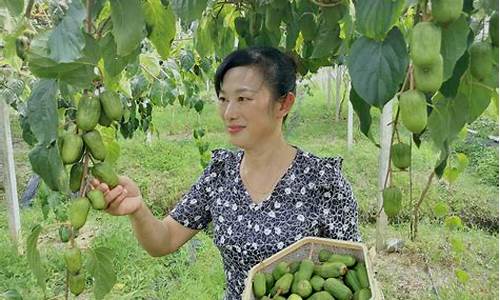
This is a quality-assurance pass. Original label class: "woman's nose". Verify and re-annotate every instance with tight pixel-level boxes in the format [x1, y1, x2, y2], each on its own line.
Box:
[223, 100, 239, 121]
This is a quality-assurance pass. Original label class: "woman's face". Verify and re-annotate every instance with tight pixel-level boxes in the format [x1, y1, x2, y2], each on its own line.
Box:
[217, 66, 287, 149]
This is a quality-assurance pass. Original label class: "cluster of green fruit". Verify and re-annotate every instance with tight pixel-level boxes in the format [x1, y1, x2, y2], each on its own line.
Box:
[381, 142, 410, 218]
[382, 0, 498, 218]
[400, 0, 497, 137]
[63, 246, 85, 296]
[252, 249, 371, 300]
[58, 90, 123, 295]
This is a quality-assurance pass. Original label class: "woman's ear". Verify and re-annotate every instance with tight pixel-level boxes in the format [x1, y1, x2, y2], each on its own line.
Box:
[276, 92, 295, 119]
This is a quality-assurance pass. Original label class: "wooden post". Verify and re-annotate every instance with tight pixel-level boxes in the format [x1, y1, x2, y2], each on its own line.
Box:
[376, 99, 393, 251]
[335, 66, 343, 122]
[347, 83, 354, 151]
[0, 99, 21, 251]
[326, 68, 332, 106]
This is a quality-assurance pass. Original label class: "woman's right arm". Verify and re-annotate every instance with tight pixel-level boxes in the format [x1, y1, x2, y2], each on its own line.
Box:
[129, 204, 200, 256]
[92, 176, 199, 257]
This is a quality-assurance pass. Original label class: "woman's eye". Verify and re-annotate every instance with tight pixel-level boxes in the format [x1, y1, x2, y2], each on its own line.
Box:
[218, 97, 226, 102]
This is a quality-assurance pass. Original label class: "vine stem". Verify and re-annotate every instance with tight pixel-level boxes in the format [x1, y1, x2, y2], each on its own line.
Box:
[140, 65, 162, 82]
[424, 255, 441, 299]
[409, 135, 414, 238]
[24, 0, 35, 18]
[411, 171, 435, 240]
[86, 0, 93, 34]
[79, 153, 90, 197]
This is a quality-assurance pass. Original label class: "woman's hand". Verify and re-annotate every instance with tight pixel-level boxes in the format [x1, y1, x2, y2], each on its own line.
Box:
[90, 176, 143, 216]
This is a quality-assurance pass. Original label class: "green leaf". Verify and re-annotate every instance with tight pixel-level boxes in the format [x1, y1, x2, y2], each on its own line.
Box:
[433, 202, 449, 218]
[440, 50, 470, 98]
[0, 0, 24, 16]
[349, 87, 379, 146]
[217, 26, 236, 59]
[29, 143, 67, 192]
[100, 127, 121, 165]
[455, 153, 469, 172]
[143, 0, 176, 59]
[347, 27, 409, 109]
[2, 289, 23, 300]
[180, 50, 195, 71]
[194, 16, 214, 57]
[171, 0, 208, 23]
[48, 0, 86, 63]
[450, 237, 464, 253]
[26, 80, 58, 144]
[27, 33, 97, 88]
[139, 53, 161, 83]
[440, 16, 470, 82]
[100, 33, 139, 78]
[3, 33, 23, 70]
[194, 99, 204, 113]
[110, 0, 146, 56]
[26, 224, 46, 294]
[445, 215, 463, 231]
[90, 0, 107, 21]
[428, 93, 468, 150]
[285, 17, 299, 51]
[88, 247, 117, 300]
[455, 269, 469, 284]
[119, 73, 133, 98]
[444, 166, 460, 183]
[310, 6, 345, 58]
[355, 0, 405, 41]
[434, 143, 450, 178]
[458, 74, 492, 124]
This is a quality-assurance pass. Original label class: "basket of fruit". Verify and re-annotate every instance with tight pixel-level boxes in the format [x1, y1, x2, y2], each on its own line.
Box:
[242, 236, 380, 300]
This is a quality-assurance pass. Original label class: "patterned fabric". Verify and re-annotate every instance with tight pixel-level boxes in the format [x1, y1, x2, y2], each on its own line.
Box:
[170, 146, 361, 300]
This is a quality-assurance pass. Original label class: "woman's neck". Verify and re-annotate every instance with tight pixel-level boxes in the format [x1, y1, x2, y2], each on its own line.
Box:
[240, 138, 296, 174]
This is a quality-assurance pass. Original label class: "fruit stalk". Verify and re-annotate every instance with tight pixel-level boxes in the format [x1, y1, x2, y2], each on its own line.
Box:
[79, 153, 90, 197]
[409, 135, 414, 238]
[86, 0, 93, 33]
[411, 171, 435, 240]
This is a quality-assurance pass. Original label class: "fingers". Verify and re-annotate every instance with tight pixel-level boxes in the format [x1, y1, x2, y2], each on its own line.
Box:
[104, 185, 127, 208]
[105, 185, 124, 201]
[90, 178, 110, 193]
[97, 182, 110, 194]
[90, 178, 100, 188]
[107, 191, 128, 212]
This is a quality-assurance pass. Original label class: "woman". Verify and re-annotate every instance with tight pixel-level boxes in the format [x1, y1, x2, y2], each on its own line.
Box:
[91, 47, 361, 299]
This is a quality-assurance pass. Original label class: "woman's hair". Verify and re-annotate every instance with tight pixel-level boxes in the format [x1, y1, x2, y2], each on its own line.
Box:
[214, 47, 297, 125]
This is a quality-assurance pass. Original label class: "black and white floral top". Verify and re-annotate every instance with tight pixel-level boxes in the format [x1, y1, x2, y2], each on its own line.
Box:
[170, 145, 361, 300]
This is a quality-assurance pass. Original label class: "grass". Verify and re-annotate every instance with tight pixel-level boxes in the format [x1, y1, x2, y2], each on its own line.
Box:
[0, 81, 498, 299]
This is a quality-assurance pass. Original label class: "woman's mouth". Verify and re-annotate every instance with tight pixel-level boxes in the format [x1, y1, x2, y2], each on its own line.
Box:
[228, 126, 245, 134]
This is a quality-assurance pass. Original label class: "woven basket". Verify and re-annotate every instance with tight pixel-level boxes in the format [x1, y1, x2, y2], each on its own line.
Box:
[241, 236, 382, 300]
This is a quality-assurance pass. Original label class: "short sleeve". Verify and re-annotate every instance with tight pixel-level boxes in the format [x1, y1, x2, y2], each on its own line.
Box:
[169, 149, 226, 230]
[316, 157, 362, 242]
